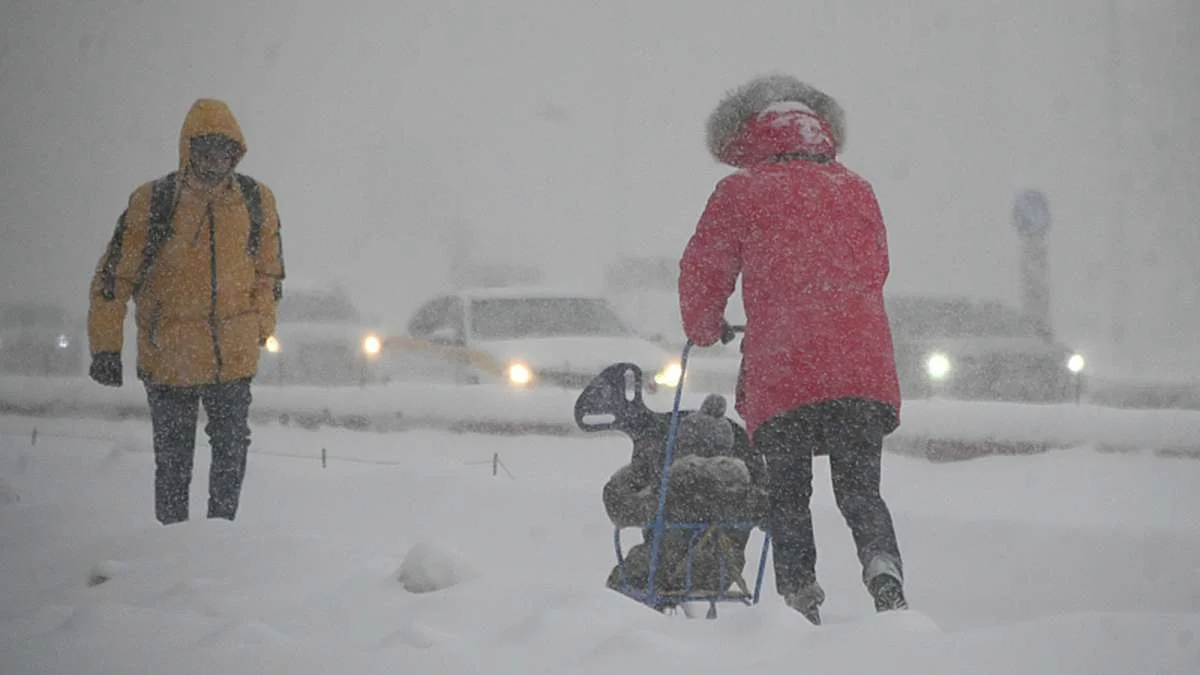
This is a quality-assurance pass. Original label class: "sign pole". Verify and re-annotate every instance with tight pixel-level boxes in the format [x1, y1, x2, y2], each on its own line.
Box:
[1012, 189, 1053, 335]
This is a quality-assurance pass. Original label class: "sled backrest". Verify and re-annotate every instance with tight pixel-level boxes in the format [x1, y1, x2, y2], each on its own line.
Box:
[574, 362, 651, 433]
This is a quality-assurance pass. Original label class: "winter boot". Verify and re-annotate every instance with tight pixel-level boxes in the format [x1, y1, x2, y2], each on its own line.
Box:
[868, 574, 908, 612]
[863, 554, 907, 612]
[783, 581, 825, 625]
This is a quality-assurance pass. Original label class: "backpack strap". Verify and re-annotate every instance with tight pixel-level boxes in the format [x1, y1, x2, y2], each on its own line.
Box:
[236, 174, 264, 258]
[98, 210, 130, 301]
[132, 172, 179, 298]
[235, 174, 282, 300]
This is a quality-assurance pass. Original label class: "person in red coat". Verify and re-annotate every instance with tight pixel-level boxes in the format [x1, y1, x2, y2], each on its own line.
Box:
[678, 74, 907, 624]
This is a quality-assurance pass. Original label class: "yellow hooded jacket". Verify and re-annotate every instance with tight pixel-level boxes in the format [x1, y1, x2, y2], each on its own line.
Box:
[88, 99, 285, 386]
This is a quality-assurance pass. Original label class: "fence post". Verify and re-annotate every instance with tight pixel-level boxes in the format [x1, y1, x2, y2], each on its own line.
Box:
[322, 447, 327, 469]
[492, 452, 498, 477]
[31, 427, 38, 447]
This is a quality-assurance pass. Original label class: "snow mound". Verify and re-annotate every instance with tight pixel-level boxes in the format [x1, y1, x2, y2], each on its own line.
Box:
[194, 619, 297, 649]
[395, 540, 478, 594]
[86, 560, 132, 587]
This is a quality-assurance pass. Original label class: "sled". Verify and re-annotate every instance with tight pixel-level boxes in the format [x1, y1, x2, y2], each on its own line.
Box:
[574, 329, 772, 619]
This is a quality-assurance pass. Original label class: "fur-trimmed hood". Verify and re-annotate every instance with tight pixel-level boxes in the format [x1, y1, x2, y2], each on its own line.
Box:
[706, 74, 846, 167]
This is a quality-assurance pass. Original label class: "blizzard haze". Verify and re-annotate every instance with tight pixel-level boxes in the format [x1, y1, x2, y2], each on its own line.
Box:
[1, 0, 1197, 376]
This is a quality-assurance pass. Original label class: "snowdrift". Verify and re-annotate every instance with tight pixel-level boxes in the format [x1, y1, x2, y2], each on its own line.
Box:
[1, 423, 1198, 674]
[3, 375, 1200, 460]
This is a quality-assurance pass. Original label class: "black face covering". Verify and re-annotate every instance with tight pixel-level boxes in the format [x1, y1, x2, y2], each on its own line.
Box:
[189, 134, 241, 186]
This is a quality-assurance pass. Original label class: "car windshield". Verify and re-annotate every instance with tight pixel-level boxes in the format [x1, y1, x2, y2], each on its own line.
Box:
[888, 298, 1044, 339]
[276, 292, 360, 323]
[470, 297, 630, 340]
[0, 304, 70, 329]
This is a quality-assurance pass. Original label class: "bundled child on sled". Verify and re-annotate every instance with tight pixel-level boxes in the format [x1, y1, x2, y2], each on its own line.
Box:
[602, 393, 768, 605]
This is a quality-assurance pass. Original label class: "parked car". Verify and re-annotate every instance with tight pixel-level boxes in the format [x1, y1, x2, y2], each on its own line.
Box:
[258, 287, 388, 386]
[605, 287, 744, 394]
[0, 302, 84, 376]
[609, 290, 1087, 404]
[387, 287, 683, 391]
[887, 294, 1085, 402]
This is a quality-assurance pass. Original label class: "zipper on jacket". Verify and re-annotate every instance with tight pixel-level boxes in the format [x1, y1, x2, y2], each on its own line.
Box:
[207, 202, 224, 383]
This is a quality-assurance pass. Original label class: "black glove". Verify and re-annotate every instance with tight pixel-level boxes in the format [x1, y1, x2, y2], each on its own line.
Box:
[720, 321, 738, 345]
[89, 352, 123, 387]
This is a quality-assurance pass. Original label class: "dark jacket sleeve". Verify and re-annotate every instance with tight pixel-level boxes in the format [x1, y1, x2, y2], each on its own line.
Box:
[603, 464, 656, 528]
[666, 456, 767, 525]
[253, 183, 285, 342]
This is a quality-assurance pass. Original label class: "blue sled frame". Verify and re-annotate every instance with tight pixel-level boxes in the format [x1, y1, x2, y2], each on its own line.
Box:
[579, 328, 773, 619]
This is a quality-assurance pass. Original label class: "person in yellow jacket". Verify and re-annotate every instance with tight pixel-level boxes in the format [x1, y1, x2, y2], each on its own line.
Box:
[87, 99, 284, 525]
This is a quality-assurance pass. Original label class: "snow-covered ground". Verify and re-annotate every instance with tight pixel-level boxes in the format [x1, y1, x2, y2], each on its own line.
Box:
[1, 414, 1198, 674]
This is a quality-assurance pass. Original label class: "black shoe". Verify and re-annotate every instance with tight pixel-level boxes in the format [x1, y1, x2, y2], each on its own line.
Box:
[868, 574, 908, 612]
[787, 599, 821, 626]
[784, 583, 825, 626]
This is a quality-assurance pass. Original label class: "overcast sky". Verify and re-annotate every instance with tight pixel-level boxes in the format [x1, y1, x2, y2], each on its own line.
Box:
[1, 0, 1197, 375]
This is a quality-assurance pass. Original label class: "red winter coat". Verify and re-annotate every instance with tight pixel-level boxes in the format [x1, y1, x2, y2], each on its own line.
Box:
[679, 101, 901, 437]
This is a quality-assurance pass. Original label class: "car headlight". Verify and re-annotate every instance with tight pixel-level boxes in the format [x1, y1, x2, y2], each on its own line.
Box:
[264, 335, 281, 353]
[507, 361, 533, 386]
[362, 334, 382, 357]
[56, 334, 70, 349]
[1067, 353, 1085, 374]
[654, 361, 683, 388]
[925, 352, 952, 380]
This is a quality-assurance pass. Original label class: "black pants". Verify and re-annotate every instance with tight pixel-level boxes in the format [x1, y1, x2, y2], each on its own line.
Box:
[146, 378, 252, 525]
[754, 399, 902, 595]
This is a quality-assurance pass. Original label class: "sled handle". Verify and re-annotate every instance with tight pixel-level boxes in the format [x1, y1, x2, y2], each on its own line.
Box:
[645, 324, 745, 598]
[644, 341, 693, 598]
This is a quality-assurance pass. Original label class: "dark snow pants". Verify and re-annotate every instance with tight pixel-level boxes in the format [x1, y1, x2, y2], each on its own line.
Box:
[753, 399, 903, 595]
[145, 378, 252, 525]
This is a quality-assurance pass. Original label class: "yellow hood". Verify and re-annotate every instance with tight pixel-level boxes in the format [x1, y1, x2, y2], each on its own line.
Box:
[178, 98, 247, 170]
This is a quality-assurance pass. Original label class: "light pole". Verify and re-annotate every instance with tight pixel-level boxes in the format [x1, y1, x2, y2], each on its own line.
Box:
[1106, 0, 1130, 371]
